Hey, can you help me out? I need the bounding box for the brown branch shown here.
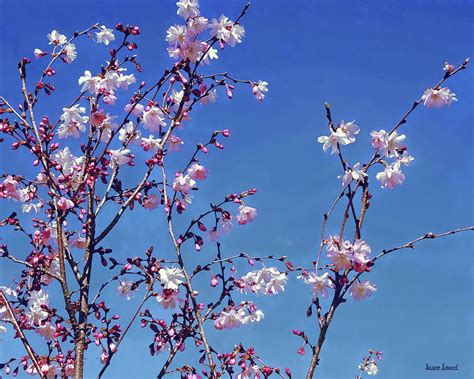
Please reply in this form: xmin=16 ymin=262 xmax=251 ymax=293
xmin=160 ymin=162 xmax=217 ymax=376
xmin=340 ymin=226 xmax=474 ymax=299
xmin=98 ymin=278 xmax=156 ymax=378
xmin=0 ymin=290 xmax=44 ymax=378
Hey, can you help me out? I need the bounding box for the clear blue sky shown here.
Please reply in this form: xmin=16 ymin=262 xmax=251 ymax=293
xmin=0 ymin=0 xmax=473 ymax=378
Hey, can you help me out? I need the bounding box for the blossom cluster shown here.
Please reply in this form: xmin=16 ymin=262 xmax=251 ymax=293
xmin=237 ymin=267 xmax=287 ymax=295
xmin=326 ymin=236 xmax=373 ymax=272
xmin=317 ymin=120 xmax=360 ymax=154
xmin=318 ymin=76 xmax=458 ymax=191
xmin=357 ymin=349 xmax=383 ymax=377
xmin=214 ymin=301 xmax=264 ymax=330
xmin=166 ymin=0 xmax=245 ymax=64
xmin=370 ymin=130 xmax=413 ymax=189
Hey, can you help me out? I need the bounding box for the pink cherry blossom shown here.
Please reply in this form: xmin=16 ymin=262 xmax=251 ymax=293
xmin=298 ymin=272 xmax=334 ymax=299
xmin=351 ymin=239 xmax=372 ymax=266
xmin=124 ymin=102 xmax=145 ymax=116
xmin=176 ymin=0 xmax=200 ymax=19
xmin=188 ymin=163 xmax=208 ymax=180
xmin=142 ymin=106 xmax=167 ymax=131
xmin=168 ymin=135 xmax=184 ymax=152
xmin=173 ymin=173 xmax=196 ymax=194
xmin=252 ymin=81 xmax=268 ymax=101
xmin=57 ymin=197 xmax=74 ymax=211
xmin=214 ymin=308 xmax=246 ymax=330
xmin=1 ymin=175 xmax=20 ymax=200
xmin=156 ymin=289 xmax=181 ymax=309
xmin=143 ymin=194 xmax=159 ymax=210
xmin=376 ymin=162 xmax=405 ymax=189
xmin=236 ymin=205 xmax=257 ymax=225
xmin=341 ymin=162 xmax=367 ymax=187
xmin=350 ymin=281 xmax=377 ymax=301
xmin=422 ymin=87 xmax=457 ymax=108
xmin=117 ymin=280 xmax=137 ymax=300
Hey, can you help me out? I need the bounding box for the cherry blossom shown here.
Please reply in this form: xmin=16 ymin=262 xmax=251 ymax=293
xmin=168 ymin=134 xmax=184 ymax=151
xmin=26 ymin=290 xmax=50 ymax=325
xmin=1 ymin=175 xmax=20 ymax=200
xmin=143 ymin=194 xmax=159 ymax=209
xmin=370 ymin=130 xmax=406 ymax=157
xmin=0 ymin=286 xmax=17 ymax=297
xmin=124 ymin=102 xmax=145 ymax=116
xmin=159 ymin=267 xmax=185 ymax=290
xmin=237 ymin=365 xmax=261 ymax=379
xmin=90 ymin=110 xmax=106 ymax=127
xmin=236 ymin=205 xmax=257 ymax=225
xmin=350 ymin=281 xmax=377 ymax=301
xmin=141 ymin=135 xmax=162 ymax=152
xmin=58 ymin=105 xmax=89 ymax=139
xmin=34 ymin=48 xmax=48 ymax=58
xmin=188 ymin=163 xmax=208 ymax=180
xmin=398 ymin=151 xmax=415 ymax=166
xmin=155 ymin=290 xmax=181 ymax=309
xmin=214 ymin=308 xmax=246 ymax=330
xmin=298 ymin=272 xmax=334 ymax=299
xmin=35 ymin=322 xmax=57 ymax=340
xmin=57 ymin=197 xmax=74 ymax=211
xmin=318 ymin=127 xmax=355 ymax=154
xmin=359 ymin=361 xmax=379 ymax=376
xmin=78 ymin=70 xmax=100 ymax=94
xmin=422 ymin=87 xmax=457 ymax=108
xmin=176 ymin=0 xmax=200 ymax=20
xmin=351 ymin=239 xmax=372 ymax=266
xmin=198 ymin=43 xmax=218 ymax=65
xmin=142 ymin=106 xmax=167 ymax=131
xmin=326 ymin=236 xmax=352 ymax=271
xmin=188 ymin=16 xmax=209 ymax=35
xmin=173 ymin=173 xmax=196 ymax=195
xmin=238 ymin=267 xmax=287 ymax=295
xmin=200 ymin=88 xmax=217 ymax=105
xmin=117 ymin=281 xmax=137 ymax=300
xmin=108 ymin=149 xmax=131 ymax=169
xmin=375 ymin=162 xmax=405 ymax=189
xmin=63 ymin=43 xmax=77 ymax=63
xmin=252 ymin=80 xmax=269 ymax=101
xmin=370 ymin=129 xmax=388 ymax=150
xmin=119 ymin=120 xmax=141 ymax=144
xmin=209 ymin=15 xmax=245 ymax=46
xmin=99 ymin=69 xmax=136 ymax=92
xmin=100 ymin=350 xmax=110 ymax=365
xmin=70 ymin=236 xmax=87 ymax=249
xmin=95 ymin=25 xmax=115 ymax=45
xmin=384 ymin=131 xmax=406 ymax=157
xmin=47 ymin=30 xmax=67 ymax=45
xmin=339 ymin=120 xmax=360 ymax=139
xmin=341 ymin=162 xmax=367 ymax=187
xmin=443 ymin=62 xmax=455 ymax=73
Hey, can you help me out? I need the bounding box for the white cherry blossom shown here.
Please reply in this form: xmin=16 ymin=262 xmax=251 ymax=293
xmin=159 ymin=267 xmax=185 ymax=290
xmin=96 ymin=25 xmax=115 ymax=45
xmin=47 ymin=30 xmax=67 ymax=45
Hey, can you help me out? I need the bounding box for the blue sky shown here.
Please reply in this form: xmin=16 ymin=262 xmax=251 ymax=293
xmin=0 ymin=0 xmax=473 ymax=378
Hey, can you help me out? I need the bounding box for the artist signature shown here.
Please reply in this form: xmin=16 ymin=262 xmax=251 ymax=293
xmin=425 ymin=363 xmax=459 ymax=371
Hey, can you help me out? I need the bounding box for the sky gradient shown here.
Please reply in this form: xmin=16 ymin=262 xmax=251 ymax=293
xmin=0 ymin=0 xmax=473 ymax=378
